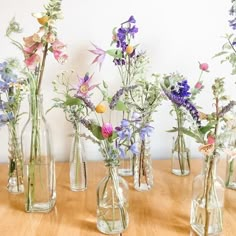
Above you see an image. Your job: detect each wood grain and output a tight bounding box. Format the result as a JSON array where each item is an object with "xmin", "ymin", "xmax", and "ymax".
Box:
[{"xmin": 0, "ymin": 159, "xmax": 235, "ymax": 236}]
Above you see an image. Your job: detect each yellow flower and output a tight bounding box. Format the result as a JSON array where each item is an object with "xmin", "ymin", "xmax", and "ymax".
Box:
[
  {"xmin": 198, "ymin": 112, "xmax": 208, "ymax": 120},
  {"xmin": 126, "ymin": 45, "xmax": 134, "ymax": 55},
  {"xmin": 37, "ymin": 16, "xmax": 49, "ymax": 25},
  {"xmin": 95, "ymin": 104, "xmax": 106, "ymax": 113}
]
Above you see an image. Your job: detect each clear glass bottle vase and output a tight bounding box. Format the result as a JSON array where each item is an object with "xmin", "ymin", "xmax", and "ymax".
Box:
[
  {"xmin": 69, "ymin": 125, "xmax": 87, "ymax": 191},
  {"xmin": 190, "ymin": 154, "xmax": 224, "ymax": 236},
  {"xmin": 7, "ymin": 122, "xmax": 24, "ymax": 194},
  {"xmin": 97, "ymin": 163, "xmax": 129, "ymax": 234},
  {"xmin": 171, "ymin": 109, "xmax": 190, "ymax": 176},
  {"xmin": 134, "ymin": 137, "xmax": 153, "ymax": 191},
  {"xmin": 225, "ymin": 130, "xmax": 236, "ymax": 189},
  {"xmin": 21, "ymin": 94, "xmax": 56, "ymax": 213}
]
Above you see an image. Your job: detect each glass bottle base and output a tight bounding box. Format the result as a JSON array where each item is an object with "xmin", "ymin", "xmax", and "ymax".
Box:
[
  {"xmin": 70, "ymin": 185, "xmax": 87, "ymax": 192},
  {"xmin": 134, "ymin": 183, "xmax": 152, "ymax": 192},
  {"xmin": 118, "ymin": 168, "xmax": 133, "ymax": 176},
  {"xmin": 7, "ymin": 177, "xmax": 24, "ymax": 194},
  {"xmin": 25, "ymin": 199, "xmax": 56, "ymax": 213},
  {"xmin": 172, "ymin": 168, "xmax": 190, "ymax": 176},
  {"xmin": 190, "ymin": 199, "xmax": 223, "ymax": 236},
  {"xmin": 225, "ymin": 181, "xmax": 236, "ymax": 190},
  {"xmin": 97, "ymin": 218, "xmax": 128, "ymax": 235}
]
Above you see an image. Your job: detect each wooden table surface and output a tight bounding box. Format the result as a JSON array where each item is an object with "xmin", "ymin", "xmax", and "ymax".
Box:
[{"xmin": 0, "ymin": 159, "xmax": 235, "ymax": 236}]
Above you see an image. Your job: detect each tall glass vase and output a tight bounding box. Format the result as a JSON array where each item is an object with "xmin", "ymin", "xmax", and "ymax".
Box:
[
  {"xmin": 225, "ymin": 131, "xmax": 236, "ymax": 189},
  {"xmin": 190, "ymin": 154, "xmax": 224, "ymax": 236},
  {"xmin": 69, "ymin": 125, "xmax": 87, "ymax": 191},
  {"xmin": 7, "ymin": 122, "xmax": 24, "ymax": 194},
  {"xmin": 97, "ymin": 162, "xmax": 129, "ymax": 234},
  {"xmin": 21, "ymin": 94, "xmax": 56, "ymax": 213},
  {"xmin": 134, "ymin": 137, "xmax": 153, "ymax": 191},
  {"xmin": 171, "ymin": 110, "xmax": 190, "ymax": 176}
]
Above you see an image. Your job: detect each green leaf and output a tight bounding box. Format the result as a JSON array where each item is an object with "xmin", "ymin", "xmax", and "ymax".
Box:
[
  {"xmin": 114, "ymin": 100, "xmax": 127, "ymax": 111},
  {"xmin": 179, "ymin": 128, "xmax": 203, "ymax": 143},
  {"xmin": 89, "ymin": 124, "xmax": 104, "ymax": 140},
  {"xmin": 108, "ymin": 132, "xmax": 118, "ymax": 143},
  {"xmin": 166, "ymin": 128, "xmax": 178, "ymax": 133},
  {"xmin": 64, "ymin": 95, "xmax": 81, "ymax": 106},
  {"xmin": 198, "ymin": 125, "xmax": 213, "ymax": 135},
  {"xmin": 213, "ymin": 51, "xmax": 228, "ymax": 58},
  {"xmin": 106, "ymin": 49, "xmax": 123, "ymax": 58}
]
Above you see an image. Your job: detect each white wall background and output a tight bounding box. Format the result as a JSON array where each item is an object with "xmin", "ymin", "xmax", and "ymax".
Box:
[{"xmin": 0, "ymin": 0, "xmax": 235, "ymax": 162}]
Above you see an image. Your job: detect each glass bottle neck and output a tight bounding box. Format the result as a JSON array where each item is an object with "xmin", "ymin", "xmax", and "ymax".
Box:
[
  {"xmin": 28, "ymin": 94, "xmax": 45, "ymax": 118},
  {"xmin": 201, "ymin": 155, "xmax": 218, "ymax": 176}
]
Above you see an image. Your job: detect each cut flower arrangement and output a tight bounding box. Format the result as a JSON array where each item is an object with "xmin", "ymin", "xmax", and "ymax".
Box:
[
  {"xmin": 0, "ymin": 58, "xmax": 26, "ymax": 193},
  {"xmin": 6, "ymin": 0, "xmax": 67, "ymax": 212},
  {"xmin": 160, "ymin": 63, "xmax": 208, "ymax": 176},
  {"xmin": 173, "ymin": 76, "xmax": 236, "ymax": 235},
  {"xmin": 90, "ymin": 15, "xmax": 151, "ymax": 176}
]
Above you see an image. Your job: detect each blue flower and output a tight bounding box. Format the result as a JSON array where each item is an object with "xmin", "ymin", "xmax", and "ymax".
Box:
[
  {"xmin": 130, "ymin": 143, "xmax": 139, "ymax": 155},
  {"xmin": 121, "ymin": 119, "xmax": 129, "ymax": 127},
  {"xmin": 140, "ymin": 125, "xmax": 154, "ymax": 140},
  {"xmin": 0, "ymin": 112, "xmax": 14, "ymax": 126},
  {"xmin": 0, "ymin": 62, "xmax": 17, "ymax": 83}
]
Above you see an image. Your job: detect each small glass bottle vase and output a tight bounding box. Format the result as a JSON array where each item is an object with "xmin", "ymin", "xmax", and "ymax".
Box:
[
  {"xmin": 7, "ymin": 122, "xmax": 24, "ymax": 194},
  {"xmin": 225, "ymin": 131, "xmax": 236, "ymax": 189},
  {"xmin": 69, "ymin": 125, "xmax": 87, "ymax": 191},
  {"xmin": 190, "ymin": 154, "xmax": 224, "ymax": 236},
  {"xmin": 134, "ymin": 137, "xmax": 153, "ymax": 191},
  {"xmin": 21, "ymin": 94, "xmax": 56, "ymax": 213},
  {"xmin": 97, "ymin": 163, "xmax": 129, "ymax": 234},
  {"xmin": 172, "ymin": 133, "xmax": 190, "ymax": 176}
]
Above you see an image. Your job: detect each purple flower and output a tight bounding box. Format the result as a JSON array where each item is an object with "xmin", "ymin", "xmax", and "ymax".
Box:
[
  {"xmin": 89, "ymin": 43, "xmax": 106, "ymax": 71},
  {"xmin": 128, "ymin": 25, "xmax": 138, "ymax": 37},
  {"xmin": 127, "ymin": 16, "xmax": 136, "ymax": 24},
  {"xmin": 76, "ymin": 72, "xmax": 98, "ymax": 97},
  {"xmin": 171, "ymin": 80, "xmax": 191, "ymax": 98},
  {"xmin": 140, "ymin": 125, "xmax": 154, "ymax": 140}
]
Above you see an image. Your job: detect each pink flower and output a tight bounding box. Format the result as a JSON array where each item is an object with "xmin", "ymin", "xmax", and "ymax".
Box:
[
  {"xmin": 195, "ymin": 82, "xmax": 203, "ymax": 89},
  {"xmin": 199, "ymin": 63, "xmax": 209, "ymax": 71},
  {"xmin": 89, "ymin": 43, "xmax": 106, "ymax": 71},
  {"xmin": 53, "ymin": 50, "xmax": 68, "ymax": 64},
  {"xmin": 52, "ymin": 39, "xmax": 66, "ymax": 51},
  {"xmin": 77, "ymin": 72, "xmax": 98, "ymax": 97},
  {"xmin": 207, "ymin": 135, "xmax": 215, "ymax": 145},
  {"xmin": 24, "ymin": 54, "xmax": 41, "ymax": 70},
  {"xmin": 101, "ymin": 123, "xmax": 113, "ymax": 138},
  {"xmin": 52, "ymin": 39, "xmax": 67, "ymax": 64}
]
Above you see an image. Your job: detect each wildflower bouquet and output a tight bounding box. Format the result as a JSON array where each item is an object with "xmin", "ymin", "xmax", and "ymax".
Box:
[
  {"xmin": 161, "ymin": 63, "xmax": 208, "ymax": 176},
  {"xmin": 77, "ymin": 82, "xmax": 141, "ymax": 234},
  {"xmin": 6, "ymin": 0, "xmax": 67, "ymax": 212},
  {"xmin": 175, "ymin": 77, "xmax": 236, "ymax": 235},
  {"xmin": 90, "ymin": 17, "xmax": 150, "ymax": 175},
  {"xmin": 0, "ymin": 58, "xmax": 26, "ymax": 193},
  {"xmin": 52, "ymin": 71, "xmax": 98, "ymax": 191}
]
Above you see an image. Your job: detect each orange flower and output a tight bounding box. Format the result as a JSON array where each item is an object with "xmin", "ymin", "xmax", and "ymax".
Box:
[
  {"xmin": 199, "ymin": 144, "xmax": 214, "ymax": 156},
  {"xmin": 95, "ymin": 104, "xmax": 106, "ymax": 113}
]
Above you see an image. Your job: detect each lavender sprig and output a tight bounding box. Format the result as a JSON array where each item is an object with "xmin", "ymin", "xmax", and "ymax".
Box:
[
  {"xmin": 109, "ymin": 85, "xmax": 138, "ymax": 109},
  {"xmin": 218, "ymin": 100, "xmax": 236, "ymax": 117},
  {"xmin": 164, "ymin": 90, "xmax": 201, "ymax": 127},
  {"xmin": 75, "ymin": 95, "xmax": 95, "ymax": 111}
]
